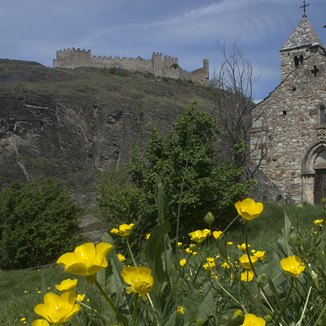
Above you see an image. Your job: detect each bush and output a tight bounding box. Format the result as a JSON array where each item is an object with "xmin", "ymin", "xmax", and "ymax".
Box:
[{"xmin": 0, "ymin": 177, "xmax": 84, "ymax": 270}]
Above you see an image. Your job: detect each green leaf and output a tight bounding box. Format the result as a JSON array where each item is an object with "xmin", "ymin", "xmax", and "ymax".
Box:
[
  {"xmin": 277, "ymin": 210, "xmax": 293, "ymax": 257},
  {"xmin": 155, "ymin": 174, "xmax": 168, "ymax": 224}
]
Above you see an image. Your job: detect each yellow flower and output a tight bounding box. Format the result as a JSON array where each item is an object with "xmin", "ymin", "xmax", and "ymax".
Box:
[
  {"xmin": 241, "ymin": 270, "xmax": 255, "ymax": 282},
  {"xmin": 254, "ymin": 251, "xmax": 266, "ymax": 260},
  {"xmin": 55, "ymin": 279, "xmax": 78, "ymax": 293},
  {"xmin": 32, "ymin": 320, "xmax": 49, "ymax": 326},
  {"xmin": 221, "ymin": 262, "xmax": 230, "ymax": 269},
  {"xmin": 313, "ymin": 219, "xmax": 323, "ymax": 227},
  {"xmin": 34, "ymin": 291, "xmax": 81, "ymax": 324},
  {"xmin": 177, "ymin": 306, "xmax": 185, "ymax": 314},
  {"xmin": 21, "ymin": 318, "xmax": 26, "ymax": 321},
  {"xmin": 179, "ymin": 259, "xmax": 187, "ymax": 266},
  {"xmin": 192, "ymin": 252, "xmax": 197, "ymax": 255},
  {"xmin": 177, "ymin": 242, "xmax": 182, "ymax": 247},
  {"xmin": 235, "ymin": 198, "xmax": 263, "ymax": 221},
  {"xmin": 145, "ymin": 234, "xmax": 151, "ymax": 240},
  {"xmin": 76, "ymin": 294, "xmax": 85, "ymax": 302},
  {"xmin": 239, "ymin": 255, "xmax": 258, "ymax": 270},
  {"xmin": 213, "ymin": 230, "xmax": 223, "ymax": 239},
  {"xmin": 238, "ymin": 243, "xmax": 250, "ymax": 251},
  {"xmin": 56, "ymin": 242, "xmax": 113, "ymax": 283},
  {"xmin": 280, "ymin": 255, "xmax": 305, "ymax": 277},
  {"xmin": 111, "ymin": 223, "xmax": 135, "ymax": 238},
  {"xmin": 240, "ymin": 313, "xmax": 266, "ymax": 325},
  {"xmin": 117, "ymin": 254, "xmax": 126, "ymax": 263},
  {"xmin": 185, "ymin": 248, "xmax": 193, "ymax": 254},
  {"xmin": 227, "ymin": 242, "xmax": 233, "ymax": 246},
  {"xmin": 202, "ymin": 229, "xmax": 211, "ymax": 237},
  {"xmin": 230, "ymin": 310, "xmax": 244, "ymax": 325},
  {"xmin": 121, "ymin": 266, "xmax": 153, "ymax": 296},
  {"xmin": 203, "ymin": 261, "xmax": 215, "ymax": 270},
  {"xmin": 188, "ymin": 230, "xmax": 207, "ymax": 243}
]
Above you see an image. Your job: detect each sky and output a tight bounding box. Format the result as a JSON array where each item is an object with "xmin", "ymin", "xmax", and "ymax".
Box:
[{"xmin": 1, "ymin": 0, "xmax": 326, "ymax": 103}]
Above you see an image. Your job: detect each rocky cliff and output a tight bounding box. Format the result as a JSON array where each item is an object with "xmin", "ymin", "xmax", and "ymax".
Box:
[{"xmin": 0, "ymin": 59, "xmax": 216, "ymax": 237}]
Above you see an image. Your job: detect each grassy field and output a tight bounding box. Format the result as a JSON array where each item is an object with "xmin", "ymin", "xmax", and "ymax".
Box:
[{"xmin": 0, "ymin": 201, "xmax": 324, "ymax": 325}]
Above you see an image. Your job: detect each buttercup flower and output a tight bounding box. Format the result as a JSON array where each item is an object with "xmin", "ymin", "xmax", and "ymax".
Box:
[
  {"xmin": 313, "ymin": 219, "xmax": 323, "ymax": 227},
  {"xmin": 185, "ymin": 248, "xmax": 193, "ymax": 254},
  {"xmin": 121, "ymin": 266, "xmax": 153, "ymax": 297},
  {"xmin": 227, "ymin": 242, "xmax": 233, "ymax": 246},
  {"xmin": 188, "ymin": 230, "xmax": 207, "ymax": 243},
  {"xmin": 177, "ymin": 242, "xmax": 183, "ymax": 247},
  {"xmin": 202, "ymin": 229, "xmax": 211, "ymax": 237},
  {"xmin": 235, "ymin": 198, "xmax": 264, "ymax": 221},
  {"xmin": 213, "ymin": 230, "xmax": 223, "ymax": 239},
  {"xmin": 32, "ymin": 320, "xmax": 49, "ymax": 326},
  {"xmin": 238, "ymin": 243, "xmax": 250, "ymax": 252},
  {"xmin": 189, "ymin": 244, "xmax": 196, "ymax": 250},
  {"xmin": 203, "ymin": 261, "xmax": 215, "ymax": 270},
  {"xmin": 56, "ymin": 242, "xmax": 113, "ymax": 282},
  {"xmin": 117, "ymin": 254, "xmax": 126, "ymax": 263},
  {"xmin": 179, "ymin": 259, "xmax": 187, "ymax": 266},
  {"xmin": 221, "ymin": 262, "xmax": 230, "ymax": 269},
  {"xmin": 192, "ymin": 252, "xmax": 197, "ymax": 255},
  {"xmin": 280, "ymin": 255, "xmax": 305, "ymax": 277},
  {"xmin": 239, "ymin": 254, "xmax": 258, "ymax": 270},
  {"xmin": 254, "ymin": 251, "xmax": 266, "ymax": 260},
  {"xmin": 145, "ymin": 234, "xmax": 151, "ymax": 240},
  {"xmin": 111, "ymin": 223, "xmax": 135, "ymax": 238},
  {"xmin": 240, "ymin": 313, "xmax": 266, "ymax": 326},
  {"xmin": 76, "ymin": 294, "xmax": 85, "ymax": 302},
  {"xmin": 55, "ymin": 279, "xmax": 78, "ymax": 293},
  {"xmin": 34, "ymin": 291, "xmax": 81, "ymax": 324},
  {"xmin": 241, "ymin": 270, "xmax": 255, "ymax": 282},
  {"xmin": 177, "ymin": 306, "xmax": 185, "ymax": 314}
]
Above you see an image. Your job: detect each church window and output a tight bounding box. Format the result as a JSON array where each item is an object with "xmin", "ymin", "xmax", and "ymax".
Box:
[
  {"xmin": 282, "ymin": 111, "xmax": 287, "ymax": 116},
  {"xmin": 294, "ymin": 56, "xmax": 299, "ymax": 67},
  {"xmin": 292, "ymin": 87, "xmax": 296, "ymax": 91},
  {"xmin": 320, "ymin": 106, "xmax": 325, "ymax": 124},
  {"xmin": 299, "ymin": 55, "xmax": 304, "ymax": 62}
]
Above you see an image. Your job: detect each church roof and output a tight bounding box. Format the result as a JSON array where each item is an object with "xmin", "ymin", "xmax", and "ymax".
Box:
[{"xmin": 280, "ymin": 15, "xmax": 325, "ymax": 51}]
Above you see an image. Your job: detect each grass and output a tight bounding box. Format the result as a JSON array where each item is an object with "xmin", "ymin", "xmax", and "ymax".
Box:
[{"xmin": 0, "ymin": 201, "xmax": 324, "ymax": 325}]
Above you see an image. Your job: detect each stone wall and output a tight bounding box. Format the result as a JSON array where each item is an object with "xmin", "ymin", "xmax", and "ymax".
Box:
[
  {"xmin": 53, "ymin": 48, "xmax": 209, "ymax": 86},
  {"xmin": 250, "ymin": 53, "xmax": 326, "ymax": 203}
]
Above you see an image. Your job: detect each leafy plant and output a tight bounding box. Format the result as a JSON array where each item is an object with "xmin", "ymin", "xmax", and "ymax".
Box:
[
  {"xmin": 0, "ymin": 177, "xmax": 83, "ymax": 270},
  {"xmin": 126, "ymin": 102, "xmax": 256, "ymax": 238}
]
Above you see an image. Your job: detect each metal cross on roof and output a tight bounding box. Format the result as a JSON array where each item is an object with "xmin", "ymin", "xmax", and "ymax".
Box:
[{"xmin": 300, "ymin": 1, "xmax": 310, "ymax": 15}]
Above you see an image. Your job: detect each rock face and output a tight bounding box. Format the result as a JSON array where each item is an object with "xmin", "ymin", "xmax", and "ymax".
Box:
[{"xmin": 0, "ymin": 59, "xmax": 215, "ymax": 237}]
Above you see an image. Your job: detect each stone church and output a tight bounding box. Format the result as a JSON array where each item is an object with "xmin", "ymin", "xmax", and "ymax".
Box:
[{"xmin": 250, "ymin": 13, "xmax": 326, "ymax": 205}]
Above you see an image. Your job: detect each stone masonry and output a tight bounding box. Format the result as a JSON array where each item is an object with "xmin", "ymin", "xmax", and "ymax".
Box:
[
  {"xmin": 250, "ymin": 14, "xmax": 326, "ymax": 204},
  {"xmin": 53, "ymin": 49, "xmax": 209, "ymax": 86}
]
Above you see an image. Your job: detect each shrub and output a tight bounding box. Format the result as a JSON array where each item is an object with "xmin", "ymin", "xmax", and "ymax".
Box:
[{"xmin": 0, "ymin": 177, "xmax": 84, "ymax": 270}]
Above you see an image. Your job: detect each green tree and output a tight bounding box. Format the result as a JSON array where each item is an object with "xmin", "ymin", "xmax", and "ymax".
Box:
[
  {"xmin": 126, "ymin": 102, "xmax": 256, "ymax": 239},
  {"xmin": 94, "ymin": 163, "xmax": 150, "ymax": 259},
  {"xmin": 0, "ymin": 177, "xmax": 83, "ymax": 270}
]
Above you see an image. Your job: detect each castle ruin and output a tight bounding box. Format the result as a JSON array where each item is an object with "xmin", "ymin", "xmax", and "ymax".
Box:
[{"xmin": 53, "ymin": 48, "xmax": 209, "ymax": 86}]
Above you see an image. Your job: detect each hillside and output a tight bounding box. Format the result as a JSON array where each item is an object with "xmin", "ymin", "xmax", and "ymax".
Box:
[{"xmin": 0, "ymin": 59, "xmax": 217, "ymax": 204}]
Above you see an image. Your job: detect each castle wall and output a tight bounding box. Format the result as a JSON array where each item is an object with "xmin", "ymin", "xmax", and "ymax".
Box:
[
  {"xmin": 250, "ymin": 53, "xmax": 326, "ymax": 203},
  {"xmin": 53, "ymin": 48, "xmax": 209, "ymax": 84}
]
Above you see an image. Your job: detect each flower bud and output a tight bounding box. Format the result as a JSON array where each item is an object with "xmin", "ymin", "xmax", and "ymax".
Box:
[
  {"xmin": 256, "ymin": 273, "xmax": 266, "ymax": 284},
  {"xmin": 323, "ymin": 197, "xmax": 325, "ymax": 203},
  {"xmin": 229, "ymin": 310, "xmax": 244, "ymax": 326},
  {"xmin": 196, "ymin": 318, "xmax": 204, "ymax": 325},
  {"xmin": 296, "ymin": 202, "xmax": 303, "ymax": 210},
  {"xmin": 204, "ymin": 212, "xmax": 215, "ymax": 224},
  {"xmin": 189, "ymin": 244, "xmax": 196, "ymax": 251},
  {"xmin": 264, "ymin": 315, "xmax": 272, "ymax": 322}
]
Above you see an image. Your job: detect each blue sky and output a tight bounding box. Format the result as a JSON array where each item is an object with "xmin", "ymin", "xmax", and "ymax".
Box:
[{"xmin": 1, "ymin": 0, "xmax": 325, "ymax": 102}]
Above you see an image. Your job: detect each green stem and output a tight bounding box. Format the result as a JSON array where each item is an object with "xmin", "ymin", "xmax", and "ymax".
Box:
[
  {"xmin": 95, "ymin": 281, "xmax": 129, "ymax": 326},
  {"xmin": 133, "ymin": 294, "xmax": 139, "ymax": 326},
  {"xmin": 127, "ymin": 240, "xmax": 138, "ymax": 267},
  {"xmin": 312, "ymin": 301, "xmax": 326, "ymax": 326},
  {"xmin": 274, "ymin": 277, "xmax": 294, "ymax": 325}
]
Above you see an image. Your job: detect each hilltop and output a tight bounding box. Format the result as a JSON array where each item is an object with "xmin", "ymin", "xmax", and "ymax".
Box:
[{"xmin": 0, "ymin": 59, "xmax": 217, "ymax": 201}]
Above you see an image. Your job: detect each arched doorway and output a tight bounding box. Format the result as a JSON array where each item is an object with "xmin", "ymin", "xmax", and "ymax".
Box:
[{"xmin": 313, "ymin": 151, "xmax": 326, "ymax": 205}]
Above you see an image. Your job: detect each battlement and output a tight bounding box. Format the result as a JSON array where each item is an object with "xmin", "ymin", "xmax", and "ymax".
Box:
[{"xmin": 53, "ymin": 49, "xmax": 209, "ymax": 86}]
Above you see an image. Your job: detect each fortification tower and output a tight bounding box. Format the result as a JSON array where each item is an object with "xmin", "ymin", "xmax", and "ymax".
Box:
[{"xmin": 280, "ymin": 13, "xmax": 326, "ymax": 81}]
